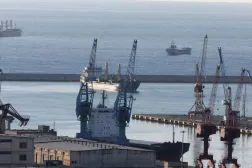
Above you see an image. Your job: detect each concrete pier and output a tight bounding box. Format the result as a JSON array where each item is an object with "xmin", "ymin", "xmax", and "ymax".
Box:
[
  {"xmin": 132, "ymin": 114, "xmax": 252, "ymax": 135},
  {"xmin": 1, "ymin": 73, "xmax": 252, "ymax": 83}
]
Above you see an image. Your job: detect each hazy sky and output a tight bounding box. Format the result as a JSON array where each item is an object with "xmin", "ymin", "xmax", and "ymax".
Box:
[{"xmin": 139, "ymin": 0, "xmax": 252, "ymax": 3}]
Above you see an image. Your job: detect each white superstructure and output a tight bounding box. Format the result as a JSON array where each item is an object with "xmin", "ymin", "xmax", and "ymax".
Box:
[
  {"xmin": 80, "ymin": 67, "xmax": 119, "ymax": 92},
  {"xmin": 88, "ymin": 107, "xmax": 119, "ymax": 138}
]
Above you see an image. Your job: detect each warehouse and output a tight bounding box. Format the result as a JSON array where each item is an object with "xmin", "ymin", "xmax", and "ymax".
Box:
[
  {"xmin": 0, "ymin": 134, "xmax": 34, "ymax": 167},
  {"xmin": 33, "ymin": 135, "xmax": 156, "ymax": 168}
]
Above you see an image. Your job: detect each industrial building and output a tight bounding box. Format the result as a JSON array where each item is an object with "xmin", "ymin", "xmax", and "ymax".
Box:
[
  {"xmin": 31, "ymin": 134, "xmax": 156, "ymax": 168},
  {"xmin": 0, "ymin": 134, "xmax": 34, "ymax": 167}
]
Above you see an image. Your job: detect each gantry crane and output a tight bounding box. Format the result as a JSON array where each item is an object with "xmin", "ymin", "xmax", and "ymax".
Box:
[
  {"xmin": 188, "ymin": 35, "xmax": 208, "ymax": 121},
  {"xmin": 0, "ymin": 69, "xmax": 30, "ymax": 134},
  {"xmin": 219, "ymin": 68, "xmax": 245, "ymax": 168},
  {"xmin": 195, "ymin": 65, "xmax": 221, "ymax": 168}
]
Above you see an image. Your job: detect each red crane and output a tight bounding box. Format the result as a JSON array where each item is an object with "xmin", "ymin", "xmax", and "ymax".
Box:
[
  {"xmin": 188, "ymin": 35, "xmax": 208, "ymax": 121},
  {"xmin": 219, "ymin": 69, "xmax": 245, "ymax": 168},
  {"xmin": 195, "ymin": 65, "xmax": 221, "ymax": 168},
  {"xmin": 0, "ymin": 69, "xmax": 30, "ymax": 134}
]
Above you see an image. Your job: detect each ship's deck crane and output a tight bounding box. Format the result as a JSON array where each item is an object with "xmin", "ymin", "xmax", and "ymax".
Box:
[
  {"xmin": 195, "ymin": 65, "xmax": 221, "ymax": 168},
  {"xmin": 218, "ymin": 69, "xmax": 245, "ymax": 168},
  {"xmin": 113, "ymin": 40, "xmax": 137, "ymax": 145},
  {"xmin": 0, "ymin": 69, "xmax": 30, "ymax": 134},
  {"xmin": 188, "ymin": 35, "xmax": 208, "ymax": 121}
]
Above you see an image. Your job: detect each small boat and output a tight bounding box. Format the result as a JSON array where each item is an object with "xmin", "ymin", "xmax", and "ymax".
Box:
[{"xmin": 166, "ymin": 41, "xmax": 191, "ymax": 56}]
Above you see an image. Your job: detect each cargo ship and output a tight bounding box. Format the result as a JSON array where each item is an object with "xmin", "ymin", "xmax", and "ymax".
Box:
[
  {"xmin": 0, "ymin": 20, "xmax": 22, "ymax": 38},
  {"xmin": 77, "ymin": 90, "xmax": 190, "ymax": 162},
  {"xmin": 166, "ymin": 41, "xmax": 191, "ymax": 56}
]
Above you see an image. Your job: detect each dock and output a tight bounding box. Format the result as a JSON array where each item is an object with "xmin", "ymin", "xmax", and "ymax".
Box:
[
  {"xmin": 1, "ymin": 73, "xmax": 252, "ymax": 83},
  {"xmin": 132, "ymin": 114, "xmax": 252, "ymax": 135}
]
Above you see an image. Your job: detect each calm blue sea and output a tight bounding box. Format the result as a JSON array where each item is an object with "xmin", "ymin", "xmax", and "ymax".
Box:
[{"xmin": 0, "ymin": 0, "xmax": 252, "ymax": 75}]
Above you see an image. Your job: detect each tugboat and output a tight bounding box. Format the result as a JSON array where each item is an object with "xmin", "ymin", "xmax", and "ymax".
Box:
[{"xmin": 166, "ymin": 41, "xmax": 191, "ymax": 56}]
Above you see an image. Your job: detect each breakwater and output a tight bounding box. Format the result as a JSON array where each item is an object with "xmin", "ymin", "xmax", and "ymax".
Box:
[{"xmin": 1, "ymin": 73, "xmax": 252, "ymax": 83}]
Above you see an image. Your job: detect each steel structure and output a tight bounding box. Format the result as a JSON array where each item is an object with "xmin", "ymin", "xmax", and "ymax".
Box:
[
  {"xmin": 88, "ymin": 38, "xmax": 98, "ymax": 78},
  {"xmin": 218, "ymin": 69, "xmax": 246, "ymax": 168},
  {"xmin": 219, "ymin": 87, "xmax": 240, "ymax": 168},
  {"xmin": 126, "ymin": 40, "xmax": 137, "ymax": 82},
  {"xmin": 113, "ymin": 40, "xmax": 137, "ymax": 144},
  {"xmin": 75, "ymin": 81, "xmax": 95, "ymax": 138},
  {"xmin": 195, "ymin": 65, "xmax": 221, "ymax": 168},
  {"xmin": 0, "ymin": 69, "xmax": 30, "ymax": 134},
  {"xmin": 232, "ymin": 69, "xmax": 245, "ymax": 112},
  {"xmin": 114, "ymin": 80, "xmax": 134, "ymax": 145},
  {"xmin": 188, "ymin": 35, "xmax": 208, "ymax": 120}
]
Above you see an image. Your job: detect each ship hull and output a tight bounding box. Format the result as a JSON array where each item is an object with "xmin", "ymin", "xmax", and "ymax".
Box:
[
  {"xmin": 87, "ymin": 80, "xmax": 141, "ymax": 92},
  {"xmin": 87, "ymin": 82, "xmax": 119, "ymax": 92},
  {"xmin": 81, "ymin": 137, "xmax": 190, "ymax": 162},
  {"xmin": 129, "ymin": 141, "xmax": 190, "ymax": 162},
  {"xmin": 0, "ymin": 29, "xmax": 22, "ymax": 37},
  {"xmin": 166, "ymin": 48, "xmax": 191, "ymax": 56},
  {"xmin": 120, "ymin": 80, "xmax": 141, "ymax": 92}
]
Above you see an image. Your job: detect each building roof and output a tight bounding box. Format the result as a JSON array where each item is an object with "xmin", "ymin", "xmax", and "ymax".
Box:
[
  {"xmin": 32, "ymin": 135, "xmax": 151, "ymax": 152},
  {"xmin": 35, "ymin": 141, "xmax": 103, "ymax": 151},
  {"xmin": 0, "ymin": 134, "xmax": 33, "ymax": 140}
]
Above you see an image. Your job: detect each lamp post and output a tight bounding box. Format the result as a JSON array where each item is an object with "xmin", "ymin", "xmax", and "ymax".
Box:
[{"xmin": 180, "ymin": 130, "xmax": 186, "ymax": 168}]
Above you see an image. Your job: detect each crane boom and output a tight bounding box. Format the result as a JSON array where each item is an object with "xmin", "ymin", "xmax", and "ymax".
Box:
[
  {"xmin": 218, "ymin": 47, "xmax": 229, "ymax": 95},
  {"xmin": 199, "ymin": 35, "xmax": 208, "ymax": 82},
  {"xmin": 233, "ymin": 69, "xmax": 245, "ymax": 112},
  {"xmin": 208, "ymin": 65, "xmax": 221, "ymax": 114},
  {"xmin": 126, "ymin": 40, "xmax": 137, "ymax": 81}
]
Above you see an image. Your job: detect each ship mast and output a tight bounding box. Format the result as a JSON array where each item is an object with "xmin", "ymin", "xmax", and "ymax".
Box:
[{"xmin": 101, "ymin": 90, "xmax": 108, "ymax": 108}]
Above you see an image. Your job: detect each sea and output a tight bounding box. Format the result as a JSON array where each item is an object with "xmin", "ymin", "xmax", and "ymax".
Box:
[
  {"xmin": 2, "ymin": 81, "xmax": 252, "ymax": 167},
  {"xmin": 1, "ymin": 0, "xmax": 252, "ymax": 167}
]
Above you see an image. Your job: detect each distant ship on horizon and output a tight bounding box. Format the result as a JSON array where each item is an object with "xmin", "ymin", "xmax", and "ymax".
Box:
[
  {"xmin": 0, "ymin": 20, "xmax": 22, "ymax": 38},
  {"xmin": 166, "ymin": 41, "xmax": 191, "ymax": 56}
]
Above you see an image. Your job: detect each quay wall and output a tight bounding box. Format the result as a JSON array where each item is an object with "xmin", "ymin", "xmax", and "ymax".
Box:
[{"xmin": 1, "ymin": 73, "xmax": 251, "ymax": 83}]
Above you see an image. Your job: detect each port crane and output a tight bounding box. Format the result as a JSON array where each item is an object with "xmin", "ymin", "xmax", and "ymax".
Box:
[
  {"xmin": 75, "ymin": 39, "xmax": 97, "ymax": 138},
  {"xmin": 85, "ymin": 38, "xmax": 100, "ymax": 81},
  {"xmin": 120, "ymin": 40, "xmax": 140, "ymax": 92},
  {"xmin": 188, "ymin": 35, "xmax": 208, "ymax": 121},
  {"xmin": 0, "ymin": 69, "xmax": 30, "ymax": 134},
  {"xmin": 113, "ymin": 40, "xmax": 137, "ymax": 145},
  {"xmin": 76, "ymin": 60, "xmax": 95, "ymax": 138},
  {"xmin": 218, "ymin": 69, "xmax": 245, "ymax": 168},
  {"xmin": 218, "ymin": 48, "xmax": 245, "ymax": 168},
  {"xmin": 195, "ymin": 65, "xmax": 221, "ymax": 168}
]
